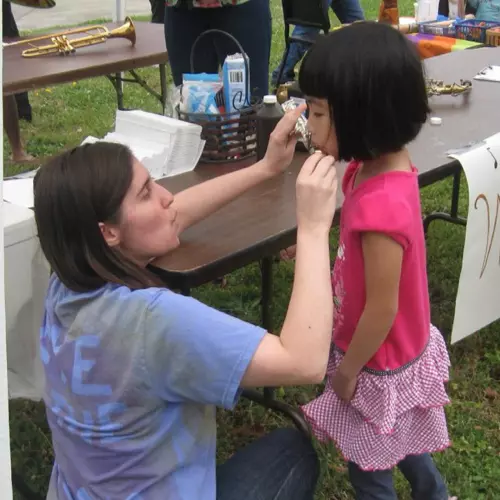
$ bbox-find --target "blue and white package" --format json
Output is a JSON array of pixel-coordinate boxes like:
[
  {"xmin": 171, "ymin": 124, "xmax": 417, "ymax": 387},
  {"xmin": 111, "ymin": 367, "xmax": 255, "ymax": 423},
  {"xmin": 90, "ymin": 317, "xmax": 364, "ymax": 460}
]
[
  {"xmin": 181, "ymin": 73, "xmax": 222, "ymax": 115},
  {"xmin": 222, "ymin": 53, "xmax": 250, "ymax": 113}
]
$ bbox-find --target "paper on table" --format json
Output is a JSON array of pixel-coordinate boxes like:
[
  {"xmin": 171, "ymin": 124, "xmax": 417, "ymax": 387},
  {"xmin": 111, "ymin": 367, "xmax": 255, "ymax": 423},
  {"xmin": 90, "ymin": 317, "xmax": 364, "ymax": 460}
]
[
  {"xmin": 474, "ymin": 65, "xmax": 500, "ymax": 83},
  {"xmin": 82, "ymin": 110, "xmax": 205, "ymax": 180},
  {"xmin": 3, "ymin": 178, "xmax": 34, "ymax": 209},
  {"xmin": 105, "ymin": 132, "xmax": 171, "ymax": 179},
  {"xmin": 116, "ymin": 110, "xmax": 205, "ymax": 177},
  {"xmin": 167, "ymin": 132, "xmax": 206, "ymax": 177}
]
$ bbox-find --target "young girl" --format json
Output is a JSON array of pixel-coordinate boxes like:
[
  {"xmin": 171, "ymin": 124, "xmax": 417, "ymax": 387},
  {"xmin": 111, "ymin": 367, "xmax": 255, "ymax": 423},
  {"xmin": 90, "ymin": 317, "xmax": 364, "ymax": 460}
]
[{"xmin": 298, "ymin": 22, "xmax": 454, "ymax": 499}]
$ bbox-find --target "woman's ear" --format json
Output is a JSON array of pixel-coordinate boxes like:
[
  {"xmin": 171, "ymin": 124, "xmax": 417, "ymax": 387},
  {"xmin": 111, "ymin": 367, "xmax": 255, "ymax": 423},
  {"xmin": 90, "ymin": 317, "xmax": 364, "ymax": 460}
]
[{"xmin": 99, "ymin": 222, "xmax": 121, "ymax": 248}]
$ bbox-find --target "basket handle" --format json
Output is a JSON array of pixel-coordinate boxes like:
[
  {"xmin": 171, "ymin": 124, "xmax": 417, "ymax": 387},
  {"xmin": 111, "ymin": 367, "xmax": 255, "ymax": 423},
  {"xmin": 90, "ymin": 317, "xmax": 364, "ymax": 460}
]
[{"xmin": 189, "ymin": 28, "xmax": 251, "ymax": 109}]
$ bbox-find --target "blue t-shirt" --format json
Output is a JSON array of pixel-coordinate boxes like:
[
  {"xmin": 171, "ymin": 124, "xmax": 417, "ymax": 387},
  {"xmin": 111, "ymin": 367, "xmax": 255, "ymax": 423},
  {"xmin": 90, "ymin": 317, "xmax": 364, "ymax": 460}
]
[{"xmin": 41, "ymin": 275, "xmax": 266, "ymax": 499}]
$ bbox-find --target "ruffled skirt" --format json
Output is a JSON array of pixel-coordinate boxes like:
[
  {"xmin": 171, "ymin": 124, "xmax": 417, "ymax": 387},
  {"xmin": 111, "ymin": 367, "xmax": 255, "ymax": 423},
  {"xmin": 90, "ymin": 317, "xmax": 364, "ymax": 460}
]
[{"xmin": 302, "ymin": 325, "xmax": 451, "ymax": 471}]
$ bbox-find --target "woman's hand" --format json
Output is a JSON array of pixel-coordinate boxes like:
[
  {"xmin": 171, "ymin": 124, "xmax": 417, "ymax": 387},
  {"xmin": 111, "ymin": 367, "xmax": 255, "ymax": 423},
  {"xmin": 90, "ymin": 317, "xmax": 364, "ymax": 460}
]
[
  {"xmin": 263, "ymin": 103, "xmax": 308, "ymax": 175},
  {"xmin": 331, "ymin": 370, "xmax": 357, "ymax": 402},
  {"xmin": 296, "ymin": 152, "xmax": 338, "ymax": 235}
]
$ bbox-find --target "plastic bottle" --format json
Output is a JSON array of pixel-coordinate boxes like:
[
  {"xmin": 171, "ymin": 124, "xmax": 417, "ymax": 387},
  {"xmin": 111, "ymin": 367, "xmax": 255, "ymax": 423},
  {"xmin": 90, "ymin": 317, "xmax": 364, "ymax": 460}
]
[{"xmin": 256, "ymin": 95, "xmax": 284, "ymax": 161}]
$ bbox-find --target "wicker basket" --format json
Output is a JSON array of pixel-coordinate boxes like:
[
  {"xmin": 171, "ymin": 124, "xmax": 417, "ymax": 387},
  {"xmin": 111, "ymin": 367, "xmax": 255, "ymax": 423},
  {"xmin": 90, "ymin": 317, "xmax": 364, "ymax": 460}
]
[
  {"xmin": 486, "ymin": 26, "xmax": 500, "ymax": 46},
  {"xmin": 455, "ymin": 19, "xmax": 500, "ymax": 43},
  {"xmin": 177, "ymin": 29, "xmax": 259, "ymax": 164}
]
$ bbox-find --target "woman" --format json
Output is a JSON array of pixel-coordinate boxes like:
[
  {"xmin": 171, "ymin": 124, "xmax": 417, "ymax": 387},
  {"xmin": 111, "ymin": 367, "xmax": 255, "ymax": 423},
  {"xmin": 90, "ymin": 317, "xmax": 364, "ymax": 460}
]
[
  {"xmin": 34, "ymin": 106, "xmax": 338, "ymax": 499},
  {"xmin": 164, "ymin": 0, "xmax": 271, "ymax": 98}
]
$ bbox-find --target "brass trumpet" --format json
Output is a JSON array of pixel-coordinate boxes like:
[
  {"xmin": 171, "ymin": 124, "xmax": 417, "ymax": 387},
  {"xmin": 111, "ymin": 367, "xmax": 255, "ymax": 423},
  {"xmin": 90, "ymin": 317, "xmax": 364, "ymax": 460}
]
[
  {"xmin": 5, "ymin": 16, "xmax": 136, "ymax": 58},
  {"xmin": 426, "ymin": 79, "xmax": 472, "ymax": 96}
]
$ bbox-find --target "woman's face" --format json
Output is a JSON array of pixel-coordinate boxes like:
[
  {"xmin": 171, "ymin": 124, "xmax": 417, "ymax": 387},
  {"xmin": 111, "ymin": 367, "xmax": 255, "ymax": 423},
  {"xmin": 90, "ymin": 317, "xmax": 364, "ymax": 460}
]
[
  {"xmin": 101, "ymin": 158, "xmax": 180, "ymax": 265},
  {"xmin": 306, "ymin": 97, "xmax": 339, "ymax": 159}
]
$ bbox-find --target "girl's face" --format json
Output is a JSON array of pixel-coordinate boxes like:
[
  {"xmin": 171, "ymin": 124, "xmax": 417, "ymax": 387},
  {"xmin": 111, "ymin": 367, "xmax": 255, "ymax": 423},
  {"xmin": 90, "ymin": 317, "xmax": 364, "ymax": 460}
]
[
  {"xmin": 306, "ymin": 97, "xmax": 339, "ymax": 159},
  {"xmin": 100, "ymin": 158, "xmax": 181, "ymax": 265}
]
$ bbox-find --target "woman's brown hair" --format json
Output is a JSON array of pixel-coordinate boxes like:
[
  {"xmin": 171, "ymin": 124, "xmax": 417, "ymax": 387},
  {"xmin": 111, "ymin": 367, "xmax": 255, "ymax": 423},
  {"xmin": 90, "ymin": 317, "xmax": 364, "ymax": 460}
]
[{"xmin": 33, "ymin": 142, "xmax": 163, "ymax": 292}]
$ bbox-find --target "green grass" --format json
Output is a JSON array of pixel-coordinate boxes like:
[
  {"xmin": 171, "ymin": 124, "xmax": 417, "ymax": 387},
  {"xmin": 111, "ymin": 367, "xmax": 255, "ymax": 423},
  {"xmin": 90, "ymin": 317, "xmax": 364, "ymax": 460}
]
[{"xmin": 5, "ymin": 1, "xmax": 500, "ymax": 499}]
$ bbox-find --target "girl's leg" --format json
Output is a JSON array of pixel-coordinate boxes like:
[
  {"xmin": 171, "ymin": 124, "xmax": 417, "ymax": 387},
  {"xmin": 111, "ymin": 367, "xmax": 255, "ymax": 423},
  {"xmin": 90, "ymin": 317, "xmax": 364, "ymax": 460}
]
[
  {"xmin": 212, "ymin": 0, "xmax": 272, "ymax": 98},
  {"xmin": 348, "ymin": 462, "xmax": 398, "ymax": 500},
  {"xmin": 164, "ymin": 5, "xmax": 218, "ymax": 87},
  {"xmin": 397, "ymin": 453, "xmax": 448, "ymax": 500},
  {"xmin": 216, "ymin": 428, "xmax": 319, "ymax": 500}
]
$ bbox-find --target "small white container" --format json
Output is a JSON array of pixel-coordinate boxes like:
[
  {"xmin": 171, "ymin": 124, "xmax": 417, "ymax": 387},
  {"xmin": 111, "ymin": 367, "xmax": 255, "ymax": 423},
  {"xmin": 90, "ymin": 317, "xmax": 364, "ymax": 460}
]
[
  {"xmin": 3, "ymin": 202, "xmax": 50, "ymax": 401},
  {"xmin": 416, "ymin": 0, "xmax": 439, "ymax": 22}
]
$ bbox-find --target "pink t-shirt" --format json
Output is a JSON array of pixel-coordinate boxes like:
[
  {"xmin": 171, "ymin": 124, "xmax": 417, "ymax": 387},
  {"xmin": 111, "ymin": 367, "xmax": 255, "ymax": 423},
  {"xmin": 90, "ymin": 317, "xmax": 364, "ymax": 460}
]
[{"xmin": 332, "ymin": 161, "xmax": 431, "ymax": 371}]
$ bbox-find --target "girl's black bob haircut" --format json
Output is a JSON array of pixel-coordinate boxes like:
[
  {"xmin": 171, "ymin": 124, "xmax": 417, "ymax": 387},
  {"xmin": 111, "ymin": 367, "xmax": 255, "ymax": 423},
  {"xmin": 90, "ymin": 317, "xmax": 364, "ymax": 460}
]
[{"xmin": 299, "ymin": 21, "xmax": 430, "ymax": 162}]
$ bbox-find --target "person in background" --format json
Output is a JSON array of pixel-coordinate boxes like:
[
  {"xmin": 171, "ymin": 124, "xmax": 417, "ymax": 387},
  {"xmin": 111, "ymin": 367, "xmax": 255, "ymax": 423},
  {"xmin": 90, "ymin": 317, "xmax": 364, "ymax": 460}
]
[
  {"xmin": 464, "ymin": 0, "xmax": 500, "ymax": 21},
  {"xmin": 3, "ymin": 95, "xmax": 34, "ymax": 163},
  {"xmin": 164, "ymin": 0, "xmax": 271, "ymax": 99},
  {"xmin": 3, "ymin": 0, "xmax": 33, "ymax": 122},
  {"xmin": 271, "ymin": 0, "xmax": 365, "ymax": 87},
  {"xmin": 3, "ymin": 0, "xmax": 35, "ymax": 163}
]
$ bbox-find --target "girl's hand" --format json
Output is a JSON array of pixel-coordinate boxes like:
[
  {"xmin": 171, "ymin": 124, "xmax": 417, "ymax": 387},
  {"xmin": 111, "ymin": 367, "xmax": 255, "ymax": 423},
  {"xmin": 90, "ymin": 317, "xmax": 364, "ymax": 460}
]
[
  {"xmin": 332, "ymin": 370, "xmax": 357, "ymax": 402},
  {"xmin": 296, "ymin": 152, "xmax": 338, "ymax": 235},
  {"xmin": 263, "ymin": 104, "xmax": 307, "ymax": 175}
]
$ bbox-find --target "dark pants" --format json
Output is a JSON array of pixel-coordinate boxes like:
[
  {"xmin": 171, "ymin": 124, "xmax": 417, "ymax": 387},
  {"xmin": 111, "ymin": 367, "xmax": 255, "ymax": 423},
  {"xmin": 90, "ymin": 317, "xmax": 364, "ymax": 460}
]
[
  {"xmin": 216, "ymin": 428, "xmax": 319, "ymax": 499},
  {"xmin": 348, "ymin": 453, "xmax": 449, "ymax": 500},
  {"xmin": 164, "ymin": 0, "xmax": 271, "ymax": 98},
  {"xmin": 149, "ymin": 0, "xmax": 165, "ymax": 24},
  {"xmin": 271, "ymin": 0, "xmax": 365, "ymax": 85},
  {"xmin": 2, "ymin": 0, "xmax": 32, "ymax": 121}
]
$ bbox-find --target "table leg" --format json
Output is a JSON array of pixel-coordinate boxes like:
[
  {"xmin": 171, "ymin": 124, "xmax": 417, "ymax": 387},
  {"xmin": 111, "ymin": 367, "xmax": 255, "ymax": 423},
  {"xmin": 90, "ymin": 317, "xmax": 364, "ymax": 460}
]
[
  {"xmin": 114, "ymin": 73, "xmax": 125, "ymax": 110},
  {"xmin": 242, "ymin": 389, "xmax": 312, "ymax": 438},
  {"xmin": 260, "ymin": 257, "xmax": 277, "ymax": 402},
  {"xmin": 107, "ymin": 68, "xmax": 168, "ymax": 113},
  {"xmin": 260, "ymin": 256, "xmax": 273, "ymax": 331},
  {"xmin": 159, "ymin": 64, "xmax": 168, "ymax": 116},
  {"xmin": 423, "ymin": 170, "xmax": 467, "ymax": 235}
]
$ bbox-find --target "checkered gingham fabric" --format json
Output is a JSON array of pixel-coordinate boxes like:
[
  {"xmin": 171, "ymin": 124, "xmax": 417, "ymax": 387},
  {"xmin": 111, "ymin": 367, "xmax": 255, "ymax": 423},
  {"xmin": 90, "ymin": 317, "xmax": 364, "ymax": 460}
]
[{"xmin": 302, "ymin": 325, "xmax": 451, "ymax": 471}]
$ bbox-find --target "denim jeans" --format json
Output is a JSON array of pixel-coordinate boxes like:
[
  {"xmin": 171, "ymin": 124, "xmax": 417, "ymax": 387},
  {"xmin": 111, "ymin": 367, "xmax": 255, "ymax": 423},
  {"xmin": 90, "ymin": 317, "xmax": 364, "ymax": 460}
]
[
  {"xmin": 348, "ymin": 453, "xmax": 449, "ymax": 500},
  {"xmin": 216, "ymin": 428, "xmax": 319, "ymax": 499},
  {"xmin": 272, "ymin": 0, "xmax": 365, "ymax": 85},
  {"xmin": 165, "ymin": 0, "xmax": 272, "ymax": 98}
]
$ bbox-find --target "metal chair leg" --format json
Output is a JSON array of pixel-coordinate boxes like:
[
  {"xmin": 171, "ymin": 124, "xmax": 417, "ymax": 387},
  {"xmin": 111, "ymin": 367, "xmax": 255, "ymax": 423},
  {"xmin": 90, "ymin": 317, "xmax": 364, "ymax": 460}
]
[
  {"xmin": 242, "ymin": 389, "xmax": 312, "ymax": 438},
  {"xmin": 274, "ymin": 42, "xmax": 292, "ymax": 93},
  {"xmin": 423, "ymin": 170, "xmax": 466, "ymax": 235}
]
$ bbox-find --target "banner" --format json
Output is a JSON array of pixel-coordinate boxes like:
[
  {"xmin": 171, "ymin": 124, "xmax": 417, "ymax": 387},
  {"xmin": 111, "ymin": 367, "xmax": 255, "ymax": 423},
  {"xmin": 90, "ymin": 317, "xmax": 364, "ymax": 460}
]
[{"xmin": 449, "ymin": 132, "xmax": 500, "ymax": 343}]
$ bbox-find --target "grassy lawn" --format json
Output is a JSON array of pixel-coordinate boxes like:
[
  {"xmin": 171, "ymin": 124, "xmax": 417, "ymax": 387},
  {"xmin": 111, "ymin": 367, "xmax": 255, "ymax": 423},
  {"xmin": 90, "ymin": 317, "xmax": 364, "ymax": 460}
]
[{"xmin": 4, "ymin": 0, "xmax": 500, "ymax": 499}]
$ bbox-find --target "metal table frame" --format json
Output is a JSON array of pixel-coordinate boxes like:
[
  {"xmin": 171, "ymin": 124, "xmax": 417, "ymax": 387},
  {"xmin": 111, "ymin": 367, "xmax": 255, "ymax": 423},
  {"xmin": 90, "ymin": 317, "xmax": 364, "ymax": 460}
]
[{"xmin": 107, "ymin": 65, "xmax": 168, "ymax": 114}]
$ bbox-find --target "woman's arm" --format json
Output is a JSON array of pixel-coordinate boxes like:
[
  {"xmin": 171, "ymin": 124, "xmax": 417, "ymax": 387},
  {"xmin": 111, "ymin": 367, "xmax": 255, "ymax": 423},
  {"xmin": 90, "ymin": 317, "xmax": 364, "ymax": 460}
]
[
  {"xmin": 171, "ymin": 159, "xmax": 276, "ymax": 232},
  {"xmin": 144, "ymin": 153, "xmax": 338, "ymax": 405},
  {"xmin": 241, "ymin": 153, "xmax": 338, "ymax": 387},
  {"xmin": 337, "ymin": 232, "xmax": 403, "ymax": 380},
  {"xmin": 171, "ymin": 105, "xmax": 306, "ymax": 232}
]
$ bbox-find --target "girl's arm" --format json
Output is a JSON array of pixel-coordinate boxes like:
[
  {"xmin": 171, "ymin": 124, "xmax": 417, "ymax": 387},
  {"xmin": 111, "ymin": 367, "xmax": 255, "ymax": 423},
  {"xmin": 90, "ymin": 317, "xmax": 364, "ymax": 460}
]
[
  {"xmin": 337, "ymin": 232, "xmax": 403, "ymax": 381},
  {"xmin": 171, "ymin": 105, "xmax": 306, "ymax": 232}
]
